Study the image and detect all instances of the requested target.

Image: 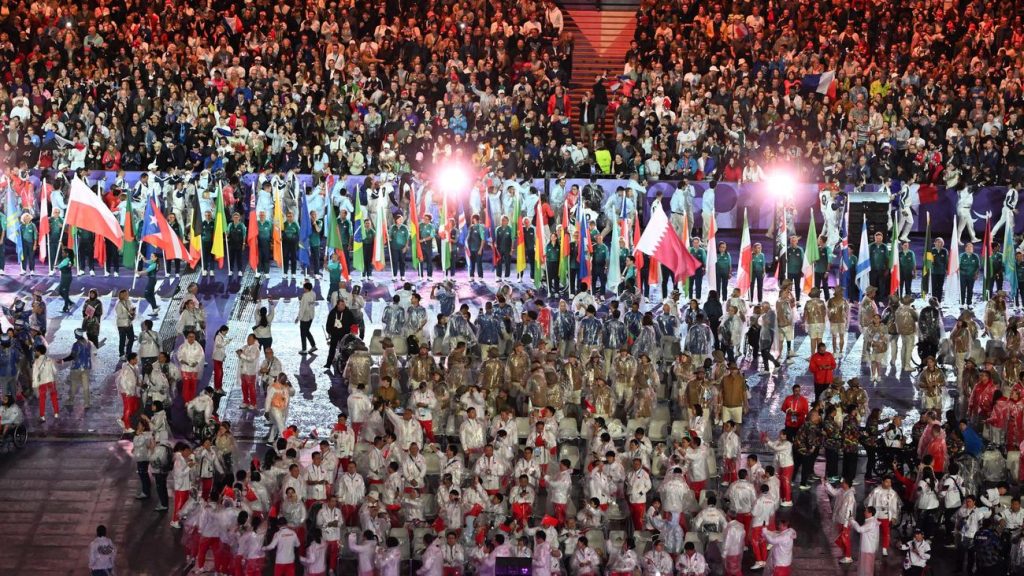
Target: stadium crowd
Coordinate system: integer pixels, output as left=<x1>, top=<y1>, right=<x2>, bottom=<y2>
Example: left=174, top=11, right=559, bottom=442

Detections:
left=0, top=0, right=1023, bottom=575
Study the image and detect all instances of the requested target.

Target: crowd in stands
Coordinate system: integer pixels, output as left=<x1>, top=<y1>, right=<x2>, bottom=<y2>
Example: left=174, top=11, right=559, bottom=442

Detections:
left=0, top=0, right=1018, bottom=186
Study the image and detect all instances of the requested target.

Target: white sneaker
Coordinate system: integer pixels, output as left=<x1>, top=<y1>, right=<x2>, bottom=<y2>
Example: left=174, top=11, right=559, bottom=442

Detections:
left=39, top=416, right=45, bottom=422
left=751, top=561, right=765, bottom=570
left=89, top=270, right=95, bottom=276
left=170, top=521, right=181, bottom=529
left=882, top=548, right=888, bottom=557
left=53, top=412, right=59, bottom=419
left=839, top=557, right=853, bottom=564
left=104, top=271, right=110, bottom=277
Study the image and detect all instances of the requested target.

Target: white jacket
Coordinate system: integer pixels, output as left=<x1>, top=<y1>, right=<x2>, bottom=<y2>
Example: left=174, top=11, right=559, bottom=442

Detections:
left=865, top=486, right=901, bottom=521
left=459, top=419, right=486, bottom=452
left=116, top=364, right=141, bottom=396
left=674, top=551, right=708, bottom=575
left=546, top=469, right=571, bottom=504
left=347, top=390, right=373, bottom=423
left=336, top=472, right=365, bottom=506
left=627, top=467, right=652, bottom=504
left=115, top=298, right=136, bottom=328
left=684, top=446, right=709, bottom=482
left=172, top=452, right=193, bottom=491
left=32, top=356, right=57, bottom=388
left=236, top=343, right=260, bottom=376
left=298, top=291, right=317, bottom=322
left=766, top=439, right=794, bottom=468
left=850, top=516, right=880, bottom=553
left=176, top=340, right=205, bottom=374
left=725, top=480, right=756, bottom=514
left=659, top=474, right=697, bottom=514
left=722, top=520, right=746, bottom=556
left=825, top=483, right=857, bottom=524
left=764, top=527, right=797, bottom=567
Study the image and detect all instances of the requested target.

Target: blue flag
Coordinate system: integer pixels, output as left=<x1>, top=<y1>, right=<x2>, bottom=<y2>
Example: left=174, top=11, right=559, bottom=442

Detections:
left=5, top=187, right=21, bottom=261
left=577, top=200, right=589, bottom=282
left=297, top=187, right=312, bottom=267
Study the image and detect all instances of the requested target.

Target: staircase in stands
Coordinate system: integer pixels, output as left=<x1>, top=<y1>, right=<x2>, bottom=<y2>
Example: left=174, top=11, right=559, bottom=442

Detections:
left=560, top=0, right=638, bottom=143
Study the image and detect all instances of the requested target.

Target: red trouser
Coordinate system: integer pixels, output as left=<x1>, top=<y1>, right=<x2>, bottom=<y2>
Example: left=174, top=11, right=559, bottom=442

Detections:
left=880, top=518, right=891, bottom=549
left=233, top=555, right=244, bottom=576
left=173, top=490, right=190, bottom=522
left=201, top=477, right=214, bottom=500
left=213, top=360, right=224, bottom=390
left=736, top=512, right=753, bottom=545
left=241, top=375, right=257, bottom=406
left=273, top=563, right=295, bottom=576
left=182, top=371, right=199, bottom=402
left=629, top=502, right=646, bottom=531
left=779, top=465, right=794, bottom=503
left=352, top=422, right=363, bottom=440
left=197, top=536, right=220, bottom=569
left=834, top=523, right=852, bottom=557
left=553, top=503, right=567, bottom=526
left=418, top=419, right=435, bottom=443
left=243, top=558, right=265, bottom=576
left=37, top=382, right=59, bottom=418
left=326, top=540, right=340, bottom=572
left=724, top=554, right=743, bottom=576
left=341, top=504, right=358, bottom=526
left=722, top=458, right=738, bottom=484
left=511, top=503, right=532, bottom=524
left=773, top=567, right=791, bottom=576
left=688, top=479, right=706, bottom=499
left=443, top=569, right=463, bottom=576
left=751, top=526, right=767, bottom=562
left=120, top=393, right=139, bottom=430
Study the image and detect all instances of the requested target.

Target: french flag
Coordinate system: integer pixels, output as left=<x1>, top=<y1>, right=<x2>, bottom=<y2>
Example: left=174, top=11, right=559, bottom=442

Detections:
left=800, top=70, right=837, bottom=99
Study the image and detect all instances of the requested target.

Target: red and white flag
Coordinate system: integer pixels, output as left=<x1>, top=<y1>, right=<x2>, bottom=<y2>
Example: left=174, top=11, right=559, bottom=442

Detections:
left=142, top=199, right=197, bottom=265
left=636, top=203, right=701, bottom=281
left=38, top=182, right=51, bottom=262
left=66, top=178, right=123, bottom=248
left=736, top=208, right=752, bottom=293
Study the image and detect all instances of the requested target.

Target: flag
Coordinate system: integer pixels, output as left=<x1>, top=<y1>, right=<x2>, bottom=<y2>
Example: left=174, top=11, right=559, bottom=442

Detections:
left=325, top=193, right=343, bottom=254
left=607, top=195, right=628, bottom=293
left=577, top=201, right=590, bottom=286
left=889, top=212, right=900, bottom=296
left=534, top=203, right=546, bottom=289
left=352, top=191, right=364, bottom=272
left=142, top=199, right=197, bottom=265
left=440, top=200, right=451, bottom=272
left=372, top=202, right=387, bottom=271
left=408, top=190, right=422, bottom=270
left=800, top=70, right=837, bottom=98
left=211, top=184, right=227, bottom=266
left=855, top=216, right=870, bottom=296
left=189, top=191, right=203, bottom=265
left=559, top=202, right=570, bottom=287
left=633, top=212, right=644, bottom=270
left=5, top=186, right=21, bottom=262
left=1005, top=215, right=1017, bottom=301
left=944, top=215, right=960, bottom=308
left=121, top=191, right=137, bottom=269
left=485, top=198, right=497, bottom=265
left=66, top=178, right=123, bottom=248
left=801, top=210, right=819, bottom=295
left=922, top=212, right=932, bottom=298
left=636, top=203, right=701, bottom=280
left=246, top=182, right=259, bottom=270
left=736, top=208, right=752, bottom=293
left=297, top=186, right=312, bottom=268
left=705, top=212, right=717, bottom=295
left=272, top=188, right=283, bottom=267
left=982, top=216, right=992, bottom=299
left=38, top=182, right=50, bottom=263
left=457, top=206, right=470, bottom=266
left=839, top=210, right=851, bottom=298
left=775, top=209, right=788, bottom=281
left=679, top=213, right=691, bottom=297
left=516, top=213, right=527, bottom=275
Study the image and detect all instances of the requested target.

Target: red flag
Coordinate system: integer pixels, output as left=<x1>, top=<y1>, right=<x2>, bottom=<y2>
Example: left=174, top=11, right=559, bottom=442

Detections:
left=142, top=200, right=199, bottom=266
left=66, top=179, right=123, bottom=248
left=636, top=206, right=701, bottom=280
left=246, top=184, right=259, bottom=270
left=94, top=236, right=106, bottom=267
left=633, top=215, right=644, bottom=269
left=38, top=182, right=50, bottom=262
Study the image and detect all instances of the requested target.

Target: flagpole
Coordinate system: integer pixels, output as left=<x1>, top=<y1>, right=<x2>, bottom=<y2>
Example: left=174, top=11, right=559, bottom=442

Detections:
left=52, top=216, right=68, bottom=274
left=221, top=183, right=232, bottom=277
left=130, top=235, right=145, bottom=291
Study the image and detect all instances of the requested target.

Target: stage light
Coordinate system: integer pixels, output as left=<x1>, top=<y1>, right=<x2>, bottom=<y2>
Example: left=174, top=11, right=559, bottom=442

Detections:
left=434, top=162, right=472, bottom=197
left=765, top=169, right=796, bottom=201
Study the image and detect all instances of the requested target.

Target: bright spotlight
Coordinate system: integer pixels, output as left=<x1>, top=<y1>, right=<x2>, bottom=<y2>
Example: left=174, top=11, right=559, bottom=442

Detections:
left=765, top=169, right=796, bottom=201
left=434, top=162, right=472, bottom=197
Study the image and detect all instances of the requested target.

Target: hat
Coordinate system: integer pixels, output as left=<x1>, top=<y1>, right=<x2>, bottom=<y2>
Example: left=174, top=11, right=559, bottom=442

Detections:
left=848, top=377, right=861, bottom=387
left=900, top=295, right=914, bottom=305
left=368, top=491, right=380, bottom=501
left=74, top=329, right=85, bottom=339
left=866, top=286, right=878, bottom=294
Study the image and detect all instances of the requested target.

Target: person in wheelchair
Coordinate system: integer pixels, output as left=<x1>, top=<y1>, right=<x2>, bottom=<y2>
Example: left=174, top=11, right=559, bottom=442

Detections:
left=0, top=394, right=25, bottom=449
left=186, top=387, right=217, bottom=441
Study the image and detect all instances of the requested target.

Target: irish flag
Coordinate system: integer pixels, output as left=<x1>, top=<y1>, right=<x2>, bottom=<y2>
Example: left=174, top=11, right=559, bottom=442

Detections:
left=801, top=210, right=819, bottom=295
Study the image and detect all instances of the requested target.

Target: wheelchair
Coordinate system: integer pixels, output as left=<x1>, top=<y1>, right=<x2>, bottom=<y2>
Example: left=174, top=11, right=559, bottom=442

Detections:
left=0, top=423, right=27, bottom=454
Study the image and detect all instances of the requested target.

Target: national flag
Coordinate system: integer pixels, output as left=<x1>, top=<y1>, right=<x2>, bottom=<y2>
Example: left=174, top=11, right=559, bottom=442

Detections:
left=512, top=195, right=521, bottom=259
left=1005, top=215, right=1017, bottom=301
left=607, top=196, right=628, bottom=293
left=246, top=182, right=259, bottom=270
left=408, top=190, right=422, bottom=270
left=485, top=198, right=498, bottom=265
left=889, top=212, right=900, bottom=296
left=633, top=213, right=644, bottom=270
left=800, top=70, right=837, bottom=99
left=457, top=206, right=471, bottom=265
left=944, top=215, right=960, bottom=308
left=211, top=183, right=227, bottom=267
left=66, top=178, right=123, bottom=248
left=839, top=210, right=851, bottom=298
left=558, top=201, right=570, bottom=287
left=577, top=201, right=590, bottom=285
left=679, top=213, right=691, bottom=297
left=705, top=212, right=717, bottom=295
left=372, top=202, right=387, bottom=271
left=352, top=191, right=364, bottom=272
left=516, top=213, right=527, bottom=275
left=272, top=187, right=283, bottom=267
left=142, top=199, right=197, bottom=265
left=635, top=203, right=701, bottom=280
left=121, top=191, right=137, bottom=269
left=93, top=230, right=106, bottom=267
left=801, top=210, right=819, bottom=295
left=736, top=208, right=752, bottom=294
left=38, top=182, right=50, bottom=263
left=5, top=186, right=21, bottom=262
left=534, top=203, right=546, bottom=289
left=297, top=185, right=312, bottom=268
left=775, top=209, right=788, bottom=281
left=855, top=216, right=870, bottom=296
left=189, top=192, right=203, bottom=265
left=440, top=200, right=451, bottom=272
left=922, top=212, right=932, bottom=298
left=982, top=216, right=992, bottom=299
left=224, top=15, right=243, bottom=35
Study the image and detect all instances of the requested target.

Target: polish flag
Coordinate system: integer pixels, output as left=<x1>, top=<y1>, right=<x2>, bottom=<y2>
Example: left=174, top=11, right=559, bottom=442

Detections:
left=636, top=203, right=701, bottom=281
left=66, top=178, right=123, bottom=248
left=736, top=208, right=752, bottom=293
left=38, top=182, right=51, bottom=262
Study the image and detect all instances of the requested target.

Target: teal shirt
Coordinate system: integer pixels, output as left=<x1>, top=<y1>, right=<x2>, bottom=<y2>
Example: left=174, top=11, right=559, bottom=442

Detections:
left=283, top=221, right=300, bottom=241
left=690, top=247, right=706, bottom=267
left=751, top=252, right=765, bottom=276
left=869, top=242, right=889, bottom=270
left=814, top=249, right=829, bottom=273
left=327, top=261, right=341, bottom=284
left=899, top=250, right=916, bottom=276
left=419, top=221, right=435, bottom=241
left=715, top=252, right=731, bottom=275
left=20, top=222, right=36, bottom=244
left=257, top=220, right=273, bottom=241
left=309, top=219, right=323, bottom=248
left=960, top=252, right=980, bottom=277
left=785, top=245, right=803, bottom=275
left=389, top=224, right=409, bottom=248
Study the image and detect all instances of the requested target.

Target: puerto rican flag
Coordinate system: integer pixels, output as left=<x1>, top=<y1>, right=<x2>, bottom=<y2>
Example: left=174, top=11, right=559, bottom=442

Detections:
left=141, top=198, right=197, bottom=265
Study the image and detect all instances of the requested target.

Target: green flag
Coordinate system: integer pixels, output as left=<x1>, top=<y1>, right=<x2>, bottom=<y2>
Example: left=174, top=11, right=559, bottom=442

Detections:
left=800, top=209, right=819, bottom=294
left=922, top=212, right=932, bottom=299
left=121, top=194, right=137, bottom=268
left=352, top=191, right=364, bottom=272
